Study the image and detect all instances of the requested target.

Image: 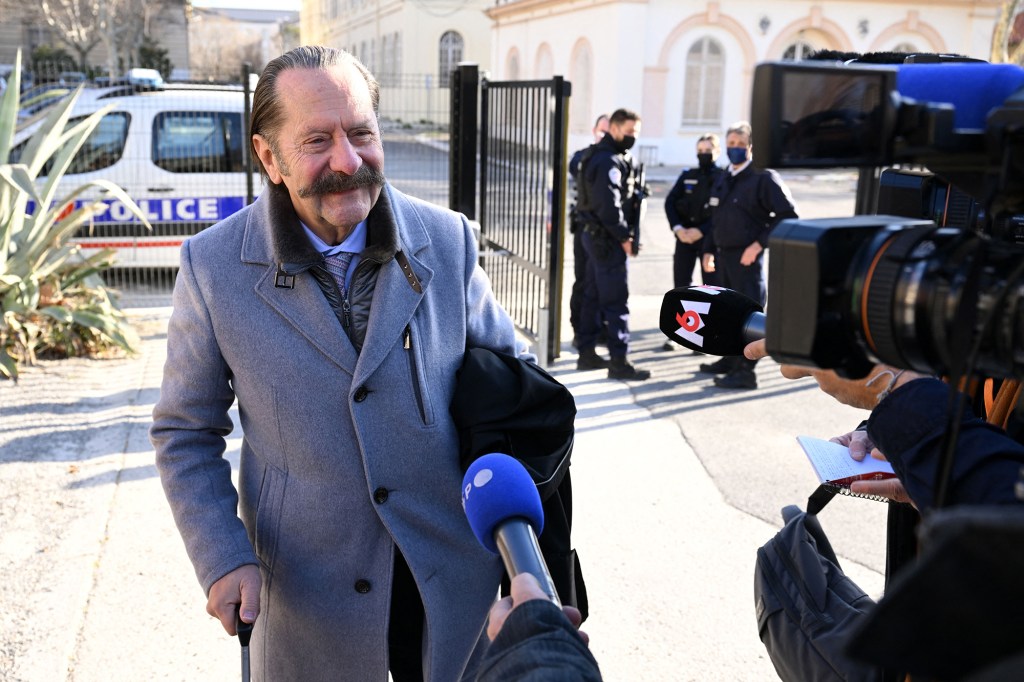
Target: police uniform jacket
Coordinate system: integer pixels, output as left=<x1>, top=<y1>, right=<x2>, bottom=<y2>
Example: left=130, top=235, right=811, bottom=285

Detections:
left=151, top=181, right=520, bottom=681
left=665, top=164, right=723, bottom=236
left=705, top=164, right=797, bottom=251
left=577, top=134, right=637, bottom=243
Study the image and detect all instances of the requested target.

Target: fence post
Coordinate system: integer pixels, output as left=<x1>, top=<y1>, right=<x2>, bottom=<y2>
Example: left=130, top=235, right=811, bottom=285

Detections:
left=242, top=61, right=254, bottom=206
left=449, top=62, right=478, bottom=220
left=545, top=75, right=571, bottom=365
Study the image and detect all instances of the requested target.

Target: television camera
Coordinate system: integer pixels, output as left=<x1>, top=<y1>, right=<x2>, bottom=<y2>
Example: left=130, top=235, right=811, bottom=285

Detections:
left=752, top=58, right=1024, bottom=380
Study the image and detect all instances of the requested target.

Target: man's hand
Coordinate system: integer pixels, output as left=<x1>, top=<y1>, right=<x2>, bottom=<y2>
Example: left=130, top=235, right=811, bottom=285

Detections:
left=622, top=239, right=636, bottom=257
left=701, top=253, right=715, bottom=272
left=676, top=227, right=703, bottom=244
left=486, top=573, right=586, bottom=644
left=207, top=564, right=262, bottom=635
left=740, top=242, right=763, bottom=266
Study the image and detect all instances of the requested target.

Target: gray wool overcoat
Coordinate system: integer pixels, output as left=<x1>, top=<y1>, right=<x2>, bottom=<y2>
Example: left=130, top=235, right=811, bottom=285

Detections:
left=150, top=181, right=521, bottom=681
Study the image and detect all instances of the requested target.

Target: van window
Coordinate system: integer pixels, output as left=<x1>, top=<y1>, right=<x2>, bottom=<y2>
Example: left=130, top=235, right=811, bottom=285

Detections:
left=10, top=112, right=130, bottom=176
left=68, top=112, right=130, bottom=173
left=152, top=111, right=244, bottom=173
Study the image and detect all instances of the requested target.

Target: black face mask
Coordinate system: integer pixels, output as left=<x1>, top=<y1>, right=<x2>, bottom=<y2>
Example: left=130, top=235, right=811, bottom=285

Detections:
left=697, top=152, right=714, bottom=169
left=617, top=135, right=636, bottom=152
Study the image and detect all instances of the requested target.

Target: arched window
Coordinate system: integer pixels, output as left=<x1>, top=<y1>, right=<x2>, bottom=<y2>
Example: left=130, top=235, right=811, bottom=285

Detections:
left=439, top=31, right=464, bottom=87
left=506, top=48, right=520, bottom=80
left=682, top=37, right=723, bottom=126
left=535, top=44, right=553, bottom=79
left=569, top=41, right=593, bottom=133
left=782, top=41, right=815, bottom=61
left=892, top=41, right=918, bottom=56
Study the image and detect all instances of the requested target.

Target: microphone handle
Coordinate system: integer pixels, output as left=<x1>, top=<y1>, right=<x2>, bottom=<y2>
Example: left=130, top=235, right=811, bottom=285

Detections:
left=743, top=312, right=766, bottom=345
left=494, top=519, right=561, bottom=606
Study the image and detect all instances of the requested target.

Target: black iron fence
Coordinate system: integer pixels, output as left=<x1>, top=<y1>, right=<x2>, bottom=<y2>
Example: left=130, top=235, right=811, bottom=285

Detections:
left=477, top=75, right=571, bottom=364
left=23, top=63, right=569, bottom=364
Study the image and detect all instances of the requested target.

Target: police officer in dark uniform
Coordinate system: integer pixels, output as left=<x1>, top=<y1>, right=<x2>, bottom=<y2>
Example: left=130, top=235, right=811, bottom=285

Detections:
left=662, top=133, right=724, bottom=351
left=568, top=114, right=610, bottom=357
left=575, top=108, right=650, bottom=381
left=700, top=120, right=797, bottom=389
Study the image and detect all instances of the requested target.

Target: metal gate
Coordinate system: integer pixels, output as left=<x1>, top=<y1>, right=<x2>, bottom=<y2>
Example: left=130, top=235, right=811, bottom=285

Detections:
left=450, top=64, right=571, bottom=365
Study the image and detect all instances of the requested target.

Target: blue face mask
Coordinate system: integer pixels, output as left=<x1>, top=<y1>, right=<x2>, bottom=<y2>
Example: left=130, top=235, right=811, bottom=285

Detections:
left=726, top=147, right=748, bottom=165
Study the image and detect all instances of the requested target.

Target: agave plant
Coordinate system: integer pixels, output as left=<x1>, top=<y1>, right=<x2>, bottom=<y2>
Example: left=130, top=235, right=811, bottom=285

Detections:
left=0, top=51, right=149, bottom=381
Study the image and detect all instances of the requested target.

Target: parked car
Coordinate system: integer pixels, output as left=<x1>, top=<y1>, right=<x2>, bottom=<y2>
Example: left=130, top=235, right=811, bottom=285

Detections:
left=125, top=68, right=164, bottom=89
left=13, top=85, right=260, bottom=268
left=58, top=71, right=87, bottom=87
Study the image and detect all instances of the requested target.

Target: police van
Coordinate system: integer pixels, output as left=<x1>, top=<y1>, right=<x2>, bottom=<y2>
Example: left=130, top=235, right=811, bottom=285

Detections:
left=14, top=84, right=260, bottom=268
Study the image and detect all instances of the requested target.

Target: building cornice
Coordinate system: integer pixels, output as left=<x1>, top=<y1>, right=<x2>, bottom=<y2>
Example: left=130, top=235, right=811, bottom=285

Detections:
left=487, top=0, right=1002, bottom=22
left=488, top=0, right=643, bottom=22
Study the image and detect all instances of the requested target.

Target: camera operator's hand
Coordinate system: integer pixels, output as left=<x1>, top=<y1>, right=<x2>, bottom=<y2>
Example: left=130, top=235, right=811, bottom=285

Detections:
left=486, top=573, right=587, bottom=645
left=701, top=253, right=715, bottom=273
left=740, top=242, right=763, bottom=266
left=743, top=340, right=926, bottom=409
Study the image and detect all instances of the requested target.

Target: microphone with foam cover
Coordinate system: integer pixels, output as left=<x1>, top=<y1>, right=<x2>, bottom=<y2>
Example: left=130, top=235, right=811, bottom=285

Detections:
left=895, top=62, right=1024, bottom=131
left=462, top=453, right=560, bottom=605
left=659, top=285, right=765, bottom=355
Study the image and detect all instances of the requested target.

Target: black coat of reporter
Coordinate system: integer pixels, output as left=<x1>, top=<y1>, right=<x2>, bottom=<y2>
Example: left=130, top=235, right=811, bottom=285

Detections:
left=868, top=378, right=1024, bottom=511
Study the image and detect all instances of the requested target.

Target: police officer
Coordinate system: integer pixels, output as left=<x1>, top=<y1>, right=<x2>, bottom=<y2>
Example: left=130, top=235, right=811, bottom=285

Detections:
left=662, top=133, right=723, bottom=351
left=568, top=114, right=610, bottom=358
left=575, top=108, right=650, bottom=381
left=699, top=120, right=797, bottom=389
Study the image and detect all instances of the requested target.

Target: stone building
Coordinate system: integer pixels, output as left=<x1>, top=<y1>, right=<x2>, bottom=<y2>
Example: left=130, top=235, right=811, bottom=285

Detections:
left=486, top=0, right=1005, bottom=165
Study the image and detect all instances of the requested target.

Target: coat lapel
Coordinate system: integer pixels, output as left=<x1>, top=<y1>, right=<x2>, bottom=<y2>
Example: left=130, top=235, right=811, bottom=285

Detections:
left=352, top=251, right=433, bottom=388
left=254, top=264, right=359, bottom=373
left=352, top=186, right=433, bottom=387
left=242, top=182, right=358, bottom=374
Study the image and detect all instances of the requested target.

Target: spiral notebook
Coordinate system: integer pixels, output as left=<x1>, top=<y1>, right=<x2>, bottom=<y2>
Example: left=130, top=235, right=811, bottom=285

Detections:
left=797, top=435, right=896, bottom=503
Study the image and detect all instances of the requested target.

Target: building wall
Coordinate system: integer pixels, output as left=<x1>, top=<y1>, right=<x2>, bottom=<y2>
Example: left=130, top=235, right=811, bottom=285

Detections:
left=488, top=0, right=1004, bottom=166
left=0, top=2, right=189, bottom=80
left=301, top=0, right=493, bottom=82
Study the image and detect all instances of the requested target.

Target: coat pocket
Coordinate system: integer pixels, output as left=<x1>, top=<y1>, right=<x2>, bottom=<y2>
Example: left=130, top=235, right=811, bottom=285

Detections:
left=254, top=464, right=287, bottom=575
left=403, top=322, right=436, bottom=427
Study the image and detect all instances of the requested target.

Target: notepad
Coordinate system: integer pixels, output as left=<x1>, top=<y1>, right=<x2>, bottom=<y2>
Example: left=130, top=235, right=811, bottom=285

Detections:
left=797, top=435, right=896, bottom=501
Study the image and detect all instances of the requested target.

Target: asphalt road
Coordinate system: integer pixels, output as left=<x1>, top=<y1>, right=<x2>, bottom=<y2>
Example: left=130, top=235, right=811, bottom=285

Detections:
left=570, top=167, right=892, bottom=579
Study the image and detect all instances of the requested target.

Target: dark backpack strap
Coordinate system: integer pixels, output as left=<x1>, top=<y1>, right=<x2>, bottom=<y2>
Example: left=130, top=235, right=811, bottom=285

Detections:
left=806, top=483, right=837, bottom=515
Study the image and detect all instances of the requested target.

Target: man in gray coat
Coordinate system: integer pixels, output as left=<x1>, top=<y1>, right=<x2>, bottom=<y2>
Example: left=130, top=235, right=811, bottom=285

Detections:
left=150, top=46, right=523, bottom=681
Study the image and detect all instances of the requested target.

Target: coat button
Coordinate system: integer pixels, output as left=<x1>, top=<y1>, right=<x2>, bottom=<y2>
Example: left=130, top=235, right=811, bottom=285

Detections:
left=373, top=487, right=389, bottom=504
left=354, top=579, right=371, bottom=594
left=354, top=386, right=369, bottom=402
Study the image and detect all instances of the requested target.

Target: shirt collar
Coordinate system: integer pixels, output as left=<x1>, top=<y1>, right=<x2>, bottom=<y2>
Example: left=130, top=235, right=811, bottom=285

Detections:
left=302, top=220, right=368, bottom=256
left=729, top=159, right=753, bottom=176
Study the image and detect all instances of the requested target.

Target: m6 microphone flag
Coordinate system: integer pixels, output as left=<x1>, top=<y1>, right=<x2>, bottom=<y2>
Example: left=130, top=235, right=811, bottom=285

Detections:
left=659, top=285, right=765, bottom=356
left=462, top=452, right=560, bottom=605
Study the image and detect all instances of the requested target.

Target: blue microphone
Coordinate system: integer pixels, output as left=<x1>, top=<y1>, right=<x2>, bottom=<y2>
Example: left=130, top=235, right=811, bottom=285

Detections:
left=462, top=453, right=560, bottom=605
left=895, top=62, right=1024, bottom=131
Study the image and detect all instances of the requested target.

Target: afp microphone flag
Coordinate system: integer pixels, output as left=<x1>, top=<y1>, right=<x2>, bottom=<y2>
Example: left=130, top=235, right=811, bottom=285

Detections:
left=659, top=286, right=763, bottom=355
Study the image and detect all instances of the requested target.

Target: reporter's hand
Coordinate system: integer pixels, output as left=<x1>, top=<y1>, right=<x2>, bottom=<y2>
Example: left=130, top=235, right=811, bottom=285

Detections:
left=850, top=477, right=915, bottom=507
left=744, top=340, right=926, bottom=410
left=831, top=430, right=876, bottom=461
left=207, top=564, right=262, bottom=635
left=486, top=573, right=587, bottom=644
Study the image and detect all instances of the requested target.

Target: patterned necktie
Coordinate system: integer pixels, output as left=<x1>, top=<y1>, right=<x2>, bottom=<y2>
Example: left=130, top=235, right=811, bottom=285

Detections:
left=322, top=251, right=355, bottom=299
